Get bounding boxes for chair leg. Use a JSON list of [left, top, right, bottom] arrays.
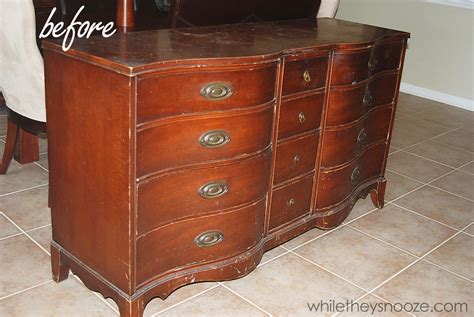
[[14, 128, 39, 164], [0, 117, 19, 174]]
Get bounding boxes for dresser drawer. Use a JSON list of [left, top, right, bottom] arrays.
[[372, 41, 404, 74], [269, 175, 313, 231], [138, 151, 271, 234], [137, 63, 277, 123], [136, 199, 265, 285], [137, 105, 274, 177], [282, 55, 329, 96], [327, 72, 398, 127], [321, 106, 392, 168], [274, 132, 319, 185], [316, 143, 386, 209], [278, 92, 324, 140]]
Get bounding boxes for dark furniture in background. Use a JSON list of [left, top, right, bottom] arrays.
[[43, 18, 409, 317]]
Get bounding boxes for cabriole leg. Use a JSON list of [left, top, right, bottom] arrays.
[[370, 179, 387, 209]]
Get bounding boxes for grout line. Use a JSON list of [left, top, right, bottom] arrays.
[[219, 283, 273, 316], [421, 258, 474, 283], [0, 280, 53, 301], [398, 149, 461, 169], [426, 184, 474, 203], [71, 275, 120, 315], [33, 161, 49, 173], [0, 183, 48, 198], [0, 231, 23, 241], [25, 223, 52, 233], [285, 225, 345, 252], [151, 284, 220, 316], [257, 248, 291, 268]]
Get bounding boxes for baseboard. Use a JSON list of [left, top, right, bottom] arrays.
[[400, 82, 474, 111]]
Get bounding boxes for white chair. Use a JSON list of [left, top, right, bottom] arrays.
[[318, 0, 340, 18], [0, 0, 46, 174]]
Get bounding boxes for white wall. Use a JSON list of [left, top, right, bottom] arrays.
[[336, 0, 473, 110]]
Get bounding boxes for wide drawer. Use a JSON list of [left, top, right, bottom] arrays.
[[137, 105, 274, 177], [321, 106, 392, 168], [331, 41, 403, 86], [137, 63, 278, 123], [274, 132, 319, 185], [278, 92, 324, 140], [138, 151, 272, 234], [316, 143, 386, 209], [269, 175, 313, 231], [136, 199, 265, 286], [282, 55, 329, 96], [326, 72, 398, 127]]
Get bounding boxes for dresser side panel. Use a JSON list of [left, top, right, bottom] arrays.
[[44, 51, 135, 294]]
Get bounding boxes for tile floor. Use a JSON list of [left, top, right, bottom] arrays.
[[0, 93, 472, 316]]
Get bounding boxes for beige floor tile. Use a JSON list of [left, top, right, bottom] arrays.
[[432, 131, 474, 153], [260, 246, 287, 264], [463, 224, 474, 235], [388, 146, 399, 154], [389, 128, 429, 149], [157, 286, 266, 317], [393, 117, 449, 139], [431, 170, 474, 201], [28, 225, 52, 252], [37, 153, 49, 171], [0, 115, 6, 137], [405, 140, 473, 168], [0, 235, 51, 298], [458, 123, 474, 135], [396, 93, 445, 116], [344, 197, 377, 223], [384, 171, 423, 201], [375, 261, 473, 316], [413, 106, 473, 129], [281, 226, 327, 250], [351, 205, 456, 256], [424, 233, 473, 280], [1, 186, 50, 231], [0, 214, 20, 239], [0, 279, 116, 317], [142, 282, 218, 316], [225, 253, 365, 316], [295, 227, 415, 290], [460, 162, 474, 174], [386, 152, 453, 183], [338, 294, 411, 316], [38, 136, 48, 154], [395, 186, 473, 229]]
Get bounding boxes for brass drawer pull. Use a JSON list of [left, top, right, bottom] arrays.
[[287, 198, 296, 207], [298, 112, 306, 124], [198, 181, 228, 199], [199, 130, 230, 148], [363, 91, 373, 107], [200, 82, 233, 101], [293, 155, 301, 164], [357, 128, 367, 145], [368, 56, 378, 72], [303, 70, 311, 83], [195, 230, 224, 248], [351, 166, 361, 183]]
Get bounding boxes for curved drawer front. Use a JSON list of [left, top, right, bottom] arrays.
[[316, 143, 386, 209], [331, 41, 403, 86], [274, 132, 319, 185], [278, 92, 324, 140], [138, 151, 272, 234], [327, 72, 398, 127], [137, 106, 274, 177], [321, 106, 392, 168], [269, 175, 313, 231], [137, 63, 277, 123], [282, 55, 329, 96], [136, 199, 266, 286]]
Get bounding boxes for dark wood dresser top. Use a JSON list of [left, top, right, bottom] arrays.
[[43, 18, 409, 75]]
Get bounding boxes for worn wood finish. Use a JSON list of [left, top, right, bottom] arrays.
[[44, 19, 409, 317]]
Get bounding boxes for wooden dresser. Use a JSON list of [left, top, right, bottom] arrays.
[[43, 19, 409, 317]]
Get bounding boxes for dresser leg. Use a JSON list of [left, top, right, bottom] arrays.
[[0, 118, 19, 174], [51, 243, 70, 282], [370, 179, 386, 209], [118, 297, 144, 317]]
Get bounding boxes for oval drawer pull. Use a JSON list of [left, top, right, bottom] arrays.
[[293, 155, 301, 164], [287, 198, 296, 207], [298, 112, 306, 124], [200, 82, 233, 101], [303, 70, 311, 83], [357, 128, 367, 145], [199, 130, 230, 148], [195, 230, 224, 248], [368, 56, 378, 72], [363, 91, 373, 107], [198, 181, 229, 199], [351, 166, 361, 183]]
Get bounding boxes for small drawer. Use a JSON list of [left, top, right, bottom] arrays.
[[274, 132, 319, 185], [278, 92, 324, 140], [137, 63, 278, 122], [316, 143, 386, 209], [137, 151, 272, 234], [327, 72, 398, 127], [321, 106, 392, 168], [331, 48, 372, 86], [137, 105, 274, 177], [269, 175, 313, 231], [282, 56, 329, 96], [136, 199, 265, 285]]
